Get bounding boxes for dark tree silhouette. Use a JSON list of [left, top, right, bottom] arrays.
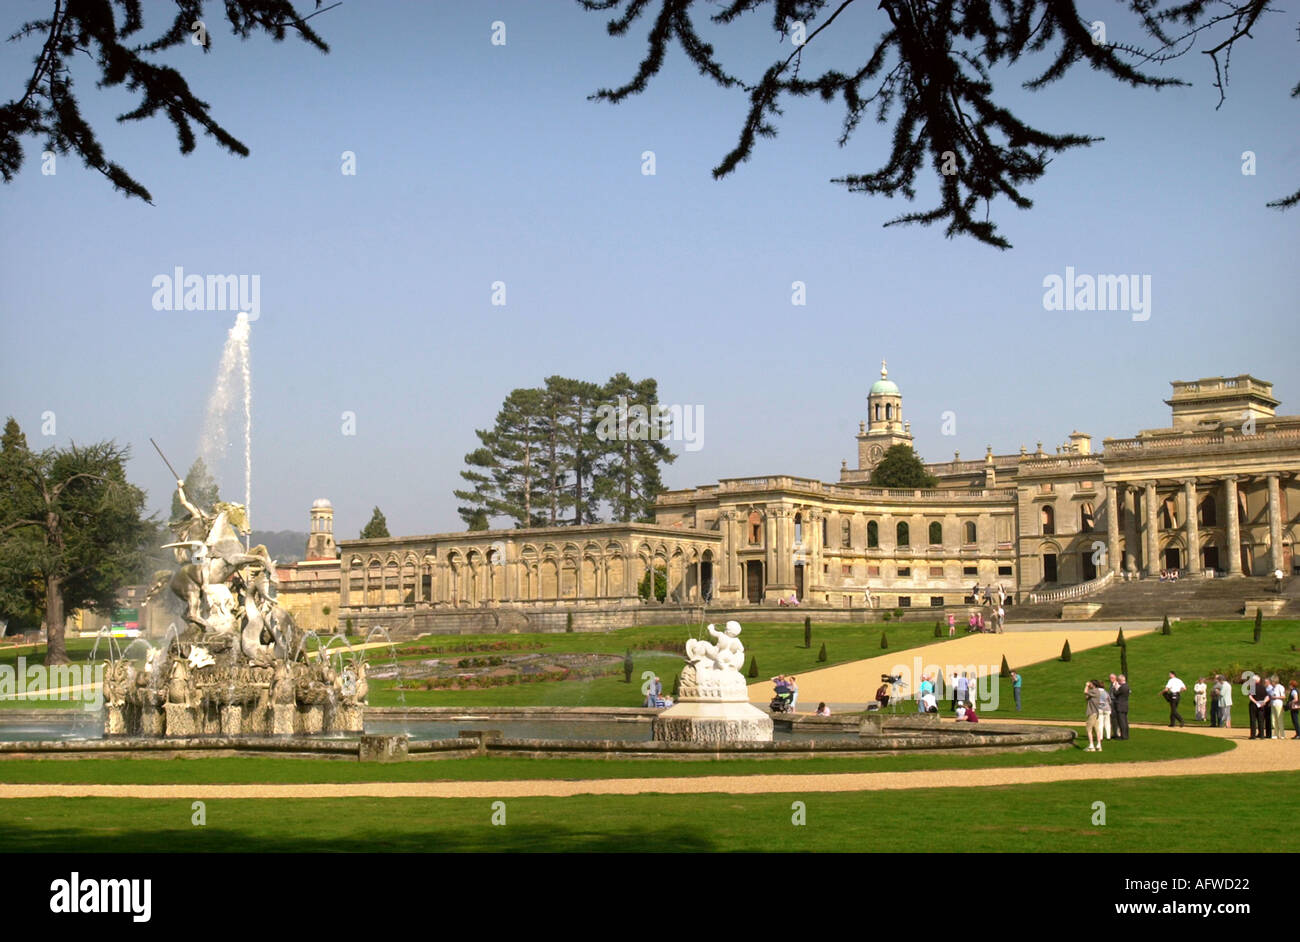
[[1, 0, 333, 203], [578, 0, 1296, 247]]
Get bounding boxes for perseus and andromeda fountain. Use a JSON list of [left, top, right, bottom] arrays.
[[98, 313, 368, 738]]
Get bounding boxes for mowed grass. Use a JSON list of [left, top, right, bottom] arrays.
[[371, 620, 948, 707], [985, 618, 1300, 726], [0, 727, 1228, 784], [3, 771, 1294, 852]]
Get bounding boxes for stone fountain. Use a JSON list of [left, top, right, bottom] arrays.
[[651, 621, 772, 743], [99, 481, 367, 737]]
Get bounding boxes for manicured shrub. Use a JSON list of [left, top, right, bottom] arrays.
[[817, 642, 827, 662], [566, 612, 574, 633], [1120, 645, 1129, 678], [880, 632, 889, 649], [748, 656, 758, 679], [804, 616, 812, 649], [1115, 628, 1125, 647], [934, 621, 943, 638], [1253, 608, 1263, 643], [623, 649, 633, 683], [1161, 615, 1171, 636], [1000, 655, 1011, 678], [1060, 639, 1072, 662]]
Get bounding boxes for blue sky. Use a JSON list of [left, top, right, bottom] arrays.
[[1, 0, 1297, 538]]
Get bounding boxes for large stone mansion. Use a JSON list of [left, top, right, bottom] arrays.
[[276, 367, 1300, 634]]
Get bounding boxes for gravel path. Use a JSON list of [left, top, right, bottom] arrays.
[[749, 626, 1155, 704]]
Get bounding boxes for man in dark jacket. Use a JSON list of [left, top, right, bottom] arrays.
[[1112, 673, 1131, 740]]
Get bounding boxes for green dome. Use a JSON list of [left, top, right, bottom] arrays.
[[870, 360, 899, 397]]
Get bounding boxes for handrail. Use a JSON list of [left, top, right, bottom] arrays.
[[1027, 570, 1114, 604]]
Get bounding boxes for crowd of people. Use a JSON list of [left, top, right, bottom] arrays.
[[1078, 669, 1300, 747]]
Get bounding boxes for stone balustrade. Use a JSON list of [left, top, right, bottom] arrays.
[[1028, 570, 1114, 604]]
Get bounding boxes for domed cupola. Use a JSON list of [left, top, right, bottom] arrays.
[[855, 359, 914, 473]]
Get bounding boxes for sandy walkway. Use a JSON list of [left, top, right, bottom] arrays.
[[749, 626, 1154, 705]]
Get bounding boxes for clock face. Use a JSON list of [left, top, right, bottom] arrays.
[[869, 445, 884, 462]]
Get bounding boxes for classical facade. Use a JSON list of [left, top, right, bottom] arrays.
[[319, 368, 1297, 628]]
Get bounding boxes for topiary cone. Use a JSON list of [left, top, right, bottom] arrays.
[[804, 616, 812, 649], [934, 621, 943, 638], [1253, 608, 1262, 643], [1060, 639, 1072, 662], [817, 642, 827, 662], [747, 656, 758, 679], [1115, 628, 1125, 647], [1000, 655, 1011, 678], [880, 631, 889, 649], [1161, 615, 1171, 636]]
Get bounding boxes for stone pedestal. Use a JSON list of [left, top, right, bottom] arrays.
[[165, 703, 198, 737], [359, 734, 408, 763], [337, 705, 364, 734], [140, 704, 164, 736], [651, 699, 773, 743], [271, 704, 295, 735], [298, 704, 324, 735]]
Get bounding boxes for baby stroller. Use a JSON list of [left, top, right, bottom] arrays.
[[770, 684, 795, 713]]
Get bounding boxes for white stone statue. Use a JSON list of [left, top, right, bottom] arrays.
[[680, 621, 748, 701]]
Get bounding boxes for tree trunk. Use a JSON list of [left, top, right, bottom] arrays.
[[44, 574, 68, 665]]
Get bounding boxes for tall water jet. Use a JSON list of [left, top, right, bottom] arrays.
[[200, 313, 253, 542]]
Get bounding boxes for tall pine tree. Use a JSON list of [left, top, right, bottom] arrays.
[[594, 373, 676, 522], [169, 458, 220, 523]]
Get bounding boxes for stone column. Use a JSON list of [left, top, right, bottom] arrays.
[[1122, 486, 1139, 575], [1105, 483, 1121, 575], [1268, 473, 1283, 573], [340, 559, 350, 608], [1144, 482, 1160, 577], [1184, 480, 1200, 573], [1225, 476, 1242, 575]]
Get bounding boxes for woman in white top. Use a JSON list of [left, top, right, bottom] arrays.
[[1193, 677, 1208, 722], [1218, 674, 1233, 728]]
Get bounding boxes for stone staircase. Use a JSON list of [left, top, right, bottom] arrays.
[[1008, 575, 1300, 621]]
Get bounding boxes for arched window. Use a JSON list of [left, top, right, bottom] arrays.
[[748, 510, 762, 544], [897, 522, 910, 547], [874, 403, 881, 421], [964, 521, 977, 544], [1199, 495, 1217, 527], [1041, 505, 1055, 535], [928, 521, 942, 545], [867, 520, 879, 548], [1080, 502, 1095, 533], [821, 518, 828, 547], [885, 403, 893, 420], [841, 518, 851, 548]]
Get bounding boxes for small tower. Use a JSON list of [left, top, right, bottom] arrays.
[[306, 498, 336, 560], [857, 359, 915, 472]]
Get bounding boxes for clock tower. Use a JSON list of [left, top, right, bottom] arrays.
[[856, 360, 914, 473]]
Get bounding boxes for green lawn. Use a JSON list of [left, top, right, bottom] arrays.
[[986, 618, 1300, 726], [369, 620, 949, 707], [0, 726, 1226, 784], [2, 770, 1292, 852]]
